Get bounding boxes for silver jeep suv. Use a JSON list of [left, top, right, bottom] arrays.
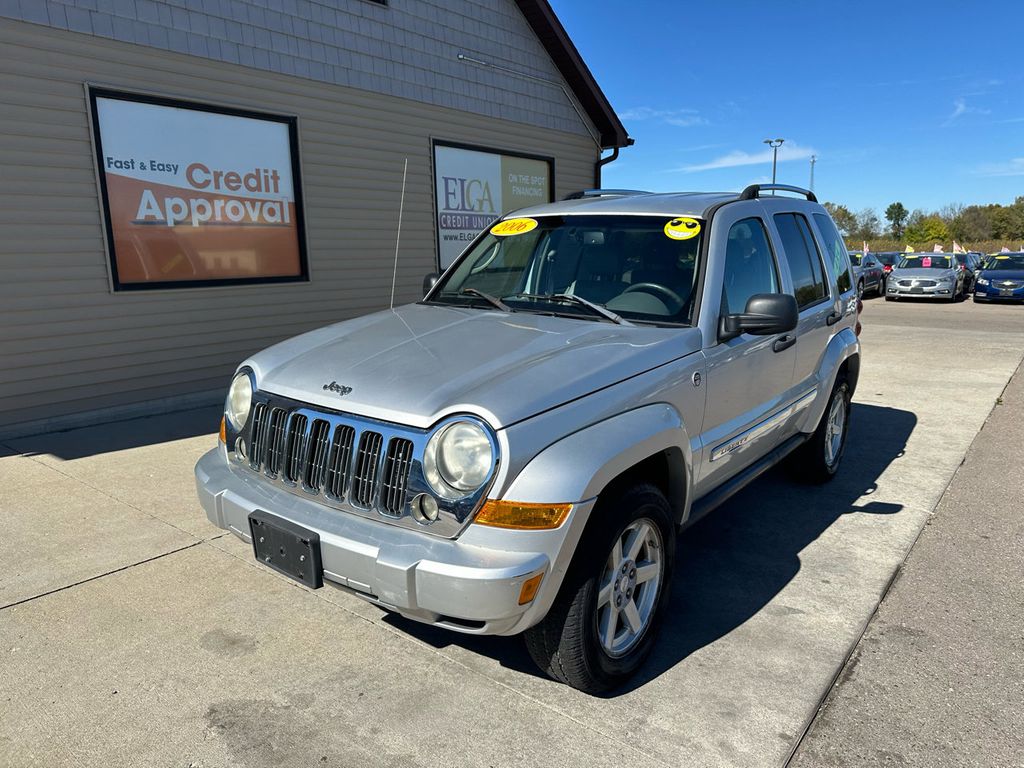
[[195, 184, 861, 693]]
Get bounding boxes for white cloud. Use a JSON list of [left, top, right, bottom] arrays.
[[974, 158, 1024, 177], [945, 97, 991, 125], [674, 141, 818, 173], [618, 106, 707, 127]]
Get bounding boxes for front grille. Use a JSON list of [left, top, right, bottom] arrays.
[[245, 403, 414, 518], [898, 279, 936, 287], [997, 280, 1022, 289]]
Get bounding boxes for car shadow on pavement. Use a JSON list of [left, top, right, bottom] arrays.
[[384, 402, 917, 694], [6, 404, 223, 460]]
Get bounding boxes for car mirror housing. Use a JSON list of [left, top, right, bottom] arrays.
[[422, 272, 440, 297], [719, 293, 799, 341]]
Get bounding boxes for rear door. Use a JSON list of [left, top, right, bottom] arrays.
[[767, 210, 840, 403]]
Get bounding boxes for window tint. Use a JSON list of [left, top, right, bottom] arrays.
[[721, 218, 779, 315], [813, 213, 853, 294], [774, 213, 828, 308]]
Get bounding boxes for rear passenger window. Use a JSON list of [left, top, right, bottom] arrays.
[[721, 218, 779, 315], [775, 213, 829, 308], [813, 213, 853, 294]]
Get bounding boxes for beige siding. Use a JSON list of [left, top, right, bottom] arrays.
[[0, 18, 597, 434]]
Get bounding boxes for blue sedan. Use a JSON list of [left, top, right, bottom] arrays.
[[974, 253, 1024, 303]]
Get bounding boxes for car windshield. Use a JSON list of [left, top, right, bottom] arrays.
[[849, 254, 862, 266], [984, 255, 1024, 270], [897, 255, 952, 269], [428, 214, 703, 325], [876, 253, 898, 265]]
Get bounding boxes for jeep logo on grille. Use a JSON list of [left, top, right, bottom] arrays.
[[323, 381, 353, 396]]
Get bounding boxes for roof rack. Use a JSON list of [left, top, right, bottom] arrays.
[[562, 189, 651, 200], [738, 184, 818, 203]]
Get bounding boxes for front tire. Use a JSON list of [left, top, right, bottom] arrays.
[[524, 484, 676, 694], [792, 375, 851, 484]]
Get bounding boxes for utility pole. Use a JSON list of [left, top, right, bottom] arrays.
[[809, 155, 817, 192], [763, 138, 784, 192]]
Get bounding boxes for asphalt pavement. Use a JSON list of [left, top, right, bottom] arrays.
[[1, 296, 1023, 767]]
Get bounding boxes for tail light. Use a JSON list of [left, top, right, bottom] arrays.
[[883, 265, 892, 273]]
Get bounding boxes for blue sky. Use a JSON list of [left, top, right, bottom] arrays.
[[550, 0, 1024, 216]]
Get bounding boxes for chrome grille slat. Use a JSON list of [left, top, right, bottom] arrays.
[[304, 419, 331, 491], [248, 402, 268, 470], [284, 414, 309, 483], [325, 425, 356, 499], [352, 431, 383, 507], [380, 438, 414, 516], [265, 407, 288, 476]]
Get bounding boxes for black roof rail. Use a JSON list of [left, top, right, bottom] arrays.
[[738, 184, 818, 203], [563, 188, 651, 200]]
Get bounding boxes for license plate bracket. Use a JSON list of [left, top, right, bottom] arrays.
[[910, 286, 924, 294], [1000, 288, 1013, 296], [248, 511, 323, 589]]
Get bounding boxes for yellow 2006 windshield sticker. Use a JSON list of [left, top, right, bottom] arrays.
[[491, 217, 538, 236], [664, 217, 701, 240]]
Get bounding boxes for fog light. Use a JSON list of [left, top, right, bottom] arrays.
[[518, 573, 544, 605], [412, 493, 440, 524]]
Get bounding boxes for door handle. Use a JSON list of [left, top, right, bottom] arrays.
[[773, 334, 795, 353], [825, 311, 841, 326]]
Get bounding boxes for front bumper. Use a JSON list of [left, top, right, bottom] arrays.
[[196, 448, 588, 636], [974, 285, 1024, 302], [887, 282, 956, 299]]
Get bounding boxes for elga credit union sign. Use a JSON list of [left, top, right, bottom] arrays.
[[433, 143, 552, 269], [89, 88, 308, 290]]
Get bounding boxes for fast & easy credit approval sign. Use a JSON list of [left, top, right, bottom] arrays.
[[90, 88, 307, 290]]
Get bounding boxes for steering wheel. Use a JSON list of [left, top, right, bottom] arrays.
[[621, 282, 685, 312]]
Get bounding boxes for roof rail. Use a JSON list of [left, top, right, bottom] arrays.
[[738, 184, 818, 203], [562, 188, 651, 200]]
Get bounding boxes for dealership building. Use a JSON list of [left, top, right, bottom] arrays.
[[0, 0, 629, 437]]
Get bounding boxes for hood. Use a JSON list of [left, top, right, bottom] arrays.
[[244, 303, 702, 429], [980, 268, 1024, 281], [890, 267, 957, 279]]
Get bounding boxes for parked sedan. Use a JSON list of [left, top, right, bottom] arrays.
[[874, 252, 901, 291], [974, 253, 1024, 303], [885, 254, 963, 301], [953, 252, 980, 293], [849, 252, 884, 296]]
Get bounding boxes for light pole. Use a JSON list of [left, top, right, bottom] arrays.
[[763, 138, 784, 187]]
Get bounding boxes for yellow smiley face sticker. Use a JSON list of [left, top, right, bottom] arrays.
[[491, 217, 538, 236], [664, 217, 702, 240]]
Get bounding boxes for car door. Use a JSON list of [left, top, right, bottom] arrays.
[[694, 205, 798, 494], [767, 209, 840, 408]]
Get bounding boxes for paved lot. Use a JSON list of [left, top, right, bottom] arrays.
[[2, 297, 1023, 767]]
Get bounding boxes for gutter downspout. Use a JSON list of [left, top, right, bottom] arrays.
[[594, 137, 633, 187]]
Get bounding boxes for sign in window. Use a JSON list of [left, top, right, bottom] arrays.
[[89, 88, 308, 291]]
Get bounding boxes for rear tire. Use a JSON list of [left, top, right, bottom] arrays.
[[792, 375, 851, 484], [524, 483, 676, 694]]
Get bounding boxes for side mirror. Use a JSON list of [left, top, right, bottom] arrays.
[[719, 293, 799, 341], [422, 272, 440, 297]]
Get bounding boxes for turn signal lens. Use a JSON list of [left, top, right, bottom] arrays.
[[474, 501, 571, 530], [518, 573, 544, 605], [218, 416, 226, 444]]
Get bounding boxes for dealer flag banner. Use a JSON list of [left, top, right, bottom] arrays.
[[90, 89, 307, 290]]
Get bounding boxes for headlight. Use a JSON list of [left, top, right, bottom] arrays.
[[225, 371, 253, 429], [423, 420, 494, 499], [977, 277, 989, 286]]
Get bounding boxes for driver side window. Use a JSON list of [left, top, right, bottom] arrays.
[[721, 218, 780, 316]]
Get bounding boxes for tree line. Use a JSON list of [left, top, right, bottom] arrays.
[[824, 197, 1024, 250]]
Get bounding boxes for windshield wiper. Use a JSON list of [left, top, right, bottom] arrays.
[[459, 287, 512, 312], [508, 293, 631, 325]]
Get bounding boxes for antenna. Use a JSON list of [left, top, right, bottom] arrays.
[[389, 157, 409, 310]]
